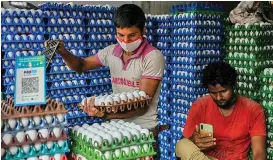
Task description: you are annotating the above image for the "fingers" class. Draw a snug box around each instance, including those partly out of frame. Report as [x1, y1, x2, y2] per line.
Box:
[44, 40, 49, 48]
[199, 132, 213, 138]
[198, 141, 216, 150]
[195, 125, 199, 133]
[196, 137, 216, 143]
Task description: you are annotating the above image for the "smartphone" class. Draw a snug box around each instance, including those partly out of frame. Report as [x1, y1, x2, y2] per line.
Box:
[200, 123, 213, 136]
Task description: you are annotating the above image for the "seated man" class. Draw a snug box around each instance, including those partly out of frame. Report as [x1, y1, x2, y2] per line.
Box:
[175, 62, 266, 160]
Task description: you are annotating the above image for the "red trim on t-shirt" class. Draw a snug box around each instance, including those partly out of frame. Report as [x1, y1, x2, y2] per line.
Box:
[142, 76, 162, 80]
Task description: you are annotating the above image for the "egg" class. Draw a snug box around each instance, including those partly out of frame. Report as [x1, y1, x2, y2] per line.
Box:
[143, 144, 149, 153]
[82, 124, 90, 129]
[56, 114, 65, 123]
[132, 92, 140, 99]
[114, 149, 121, 158]
[126, 92, 135, 101]
[119, 94, 128, 102]
[129, 128, 140, 139]
[22, 145, 30, 153]
[93, 135, 103, 147]
[112, 131, 122, 143]
[121, 147, 130, 156]
[15, 131, 25, 143]
[9, 146, 18, 155]
[104, 96, 114, 105]
[26, 130, 38, 141]
[104, 151, 111, 160]
[139, 91, 147, 98]
[130, 145, 139, 154]
[38, 128, 49, 139]
[27, 157, 38, 160]
[103, 133, 113, 144]
[117, 120, 125, 124]
[58, 140, 65, 147]
[39, 155, 50, 160]
[109, 121, 117, 126]
[134, 125, 142, 131]
[45, 115, 53, 124]
[54, 154, 62, 160]
[53, 127, 61, 138]
[2, 133, 12, 145]
[33, 116, 41, 126]
[99, 96, 106, 105]
[8, 118, 16, 129]
[46, 141, 53, 149]
[112, 96, 121, 104]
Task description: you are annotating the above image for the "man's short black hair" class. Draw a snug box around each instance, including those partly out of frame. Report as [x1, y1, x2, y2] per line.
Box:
[202, 62, 237, 88]
[114, 4, 146, 33]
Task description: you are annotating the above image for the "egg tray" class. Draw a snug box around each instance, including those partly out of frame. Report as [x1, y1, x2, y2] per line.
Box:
[1, 128, 69, 149]
[71, 141, 156, 160]
[1, 97, 67, 120]
[2, 141, 69, 160]
[80, 97, 152, 114]
[2, 120, 67, 135]
[66, 118, 103, 127]
[70, 130, 155, 152]
[226, 25, 273, 31]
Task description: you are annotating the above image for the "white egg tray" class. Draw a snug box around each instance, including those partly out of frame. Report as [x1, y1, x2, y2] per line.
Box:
[1, 97, 66, 120]
[80, 97, 152, 114]
[1, 128, 68, 148]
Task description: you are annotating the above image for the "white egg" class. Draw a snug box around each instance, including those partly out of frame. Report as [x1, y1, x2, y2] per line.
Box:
[53, 127, 62, 138]
[139, 91, 147, 98]
[121, 147, 130, 156]
[54, 154, 62, 160]
[109, 121, 117, 126]
[114, 149, 121, 158]
[46, 141, 53, 149]
[126, 92, 134, 101]
[119, 94, 128, 102]
[34, 143, 42, 151]
[33, 116, 41, 126]
[2, 133, 12, 145]
[132, 92, 140, 99]
[15, 131, 25, 143]
[112, 131, 123, 143]
[58, 140, 65, 147]
[122, 130, 132, 141]
[104, 96, 114, 105]
[130, 145, 139, 154]
[112, 96, 121, 104]
[104, 151, 111, 160]
[140, 129, 150, 137]
[38, 128, 49, 139]
[22, 145, 30, 153]
[117, 120, 125, 124]
[143, 144, 149, 152]
[9, 146, 18, 155]
[99, 96, 106, 105]
[82, 124, 90, 129]
[93, 135, 103, 147]
[25, 130, 38, 141]
[134, 125, 142, 131]
[92, 123, 100, 128]
[27, 157, 38, 160]
[20, 117, 29, 127]
[39, 155, 50, 160]
[103, 133, 113, 144]
[8, 118, 16, 129]
[129, 128, 140, 139]
[56, 114, 65, 123]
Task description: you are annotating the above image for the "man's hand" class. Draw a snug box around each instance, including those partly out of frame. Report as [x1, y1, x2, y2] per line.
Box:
[192, 125, 216, 150]
[82, 97, 105, 118]
[44, 40, 66, 54]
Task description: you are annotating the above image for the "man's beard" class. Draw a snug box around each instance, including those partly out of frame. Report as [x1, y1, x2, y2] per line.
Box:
[215, 94, 237, 109]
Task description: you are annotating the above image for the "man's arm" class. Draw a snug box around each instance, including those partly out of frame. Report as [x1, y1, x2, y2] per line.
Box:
[105, 78, 160, 119]
[251, 136, 266, 160]
[59, 49, 101, 72]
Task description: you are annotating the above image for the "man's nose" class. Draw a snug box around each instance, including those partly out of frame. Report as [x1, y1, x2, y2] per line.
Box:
[216, 93, 223, 100]
[123, 36, 130, 43]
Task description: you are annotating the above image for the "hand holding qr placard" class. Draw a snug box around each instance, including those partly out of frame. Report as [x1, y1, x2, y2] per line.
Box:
[42, 40, 60, 68]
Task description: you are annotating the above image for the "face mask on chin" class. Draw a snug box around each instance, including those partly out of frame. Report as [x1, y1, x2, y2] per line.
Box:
[116, 36, 143, 52]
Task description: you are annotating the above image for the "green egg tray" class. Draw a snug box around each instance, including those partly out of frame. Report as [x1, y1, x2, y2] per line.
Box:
[235, 90, 259, 101]
[260, 86, 273, 95]
[265, 108, 273, 117]
[71, 140, 156, 160]
[226, 30, 273, 38]
[262, 101, 273, 109]
[226, 39, 273, 46]
[225, 54, 272, 62]
[2, 141, 69, 160]
[225, 45, 272, 53]
[70, 130, 155, 152]
[237, 76, 260, 84]
[226, 25, 273, 31]
[260, 92, 273, 101]
[260, 72, 273, 79]
[260, 77, 273, 84]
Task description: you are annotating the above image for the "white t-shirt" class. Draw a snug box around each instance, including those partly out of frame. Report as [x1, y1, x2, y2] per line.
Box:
[95, 40, 165, 129]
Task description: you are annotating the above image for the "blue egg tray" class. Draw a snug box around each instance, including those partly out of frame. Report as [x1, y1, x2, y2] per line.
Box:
[2, 25, 45, 34]
[1, 10, 44, 18]
[172, 13, 222, 21]
[170, 106, 189, 115]
[86, 26, 115, 33]
[1, 19, 45, 26]
[171, 2, 224, 13]
[1, 42, 44, 51]
[46, 27, 86, 34]
[66, 116, 103, 127]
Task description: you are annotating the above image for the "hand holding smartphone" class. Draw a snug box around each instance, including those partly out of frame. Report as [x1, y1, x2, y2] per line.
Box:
[199, 123, 214, 137]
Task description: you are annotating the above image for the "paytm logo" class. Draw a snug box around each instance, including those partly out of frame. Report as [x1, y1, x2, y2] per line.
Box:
[24, 70, 37, 75]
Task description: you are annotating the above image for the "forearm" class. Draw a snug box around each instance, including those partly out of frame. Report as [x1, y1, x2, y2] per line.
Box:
[59, 49, 85, 72]
[253, 152, 266, 160]
[105, 105, 148, 120]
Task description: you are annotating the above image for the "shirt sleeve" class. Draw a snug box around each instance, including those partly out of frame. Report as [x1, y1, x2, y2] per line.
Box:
[141, 50, 165, 80]
[95, 44, 116, 67]
[249, 104, 267, 137]
[183, 101, 202, 138]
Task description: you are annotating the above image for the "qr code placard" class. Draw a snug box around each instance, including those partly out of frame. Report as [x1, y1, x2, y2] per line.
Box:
[21, 77, 39, 94]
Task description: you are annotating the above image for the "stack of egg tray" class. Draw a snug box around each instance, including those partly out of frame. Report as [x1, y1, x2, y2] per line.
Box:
[145, 14, 159, 47]
[156, 14, 173, 127]
[39, 2, 114, 127]
[170, 1, 223, 13]
[69, 121, 156, 160]
[1, 8, 45, 99]
[1, 97, 69, 160]
[225, 23, 273, 102]
[260, 68, 273, 160]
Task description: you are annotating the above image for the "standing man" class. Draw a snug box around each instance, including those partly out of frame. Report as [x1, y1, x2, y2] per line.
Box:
[175, 62, 266, 160]
[46, 4, 165, 133]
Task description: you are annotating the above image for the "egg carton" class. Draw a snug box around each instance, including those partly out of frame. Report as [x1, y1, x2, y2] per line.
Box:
[70, 129, 155, 152]
[2, 140, 69, 160]
[226, 23, 273, 31]
[71, 141, 156, 160]
[2, 42, 44, 51]
[1, 114, 67, 134]
[1, 127, 68, 149]
[1, 8, 44, 17]
[171, 2, 224, 13]
[268, 148, 273, 160]
[66, 117, 103, 127]
[266, 117, 273, 126]
[264, 108, 273, 117]
[1, 97, 66, 120]
[80, 96, 152, 114]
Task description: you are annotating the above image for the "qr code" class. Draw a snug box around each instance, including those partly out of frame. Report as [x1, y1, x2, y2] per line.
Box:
[21, 77, 39, 94]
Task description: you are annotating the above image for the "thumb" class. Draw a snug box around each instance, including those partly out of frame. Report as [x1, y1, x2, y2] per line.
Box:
[195, 125, 200, 133]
